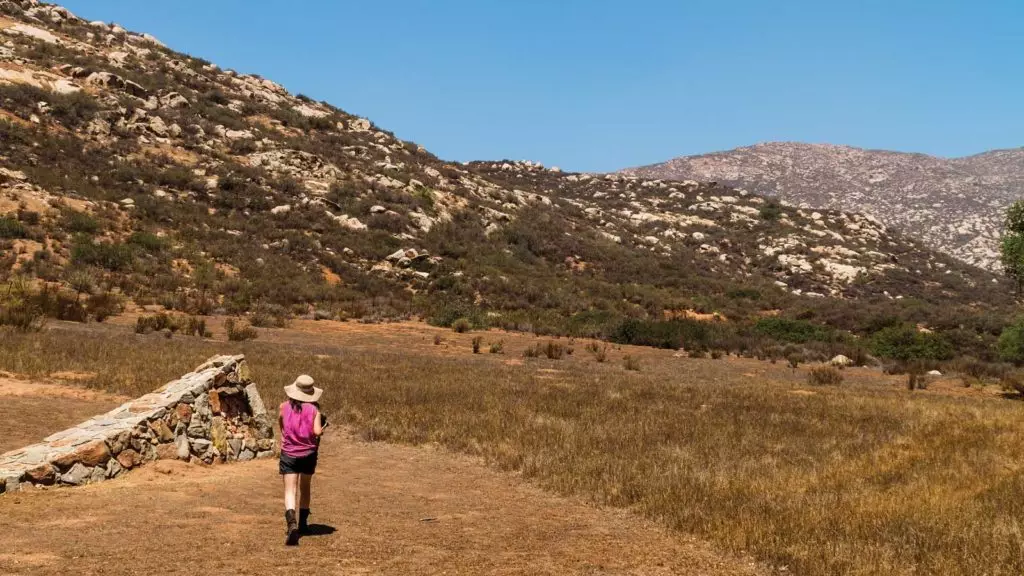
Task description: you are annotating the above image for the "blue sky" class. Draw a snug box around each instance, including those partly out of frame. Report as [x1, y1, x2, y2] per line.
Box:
[60, 1, 1023, 172]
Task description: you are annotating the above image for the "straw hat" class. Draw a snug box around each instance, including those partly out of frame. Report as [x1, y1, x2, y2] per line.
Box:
[284, 374, 322, 403]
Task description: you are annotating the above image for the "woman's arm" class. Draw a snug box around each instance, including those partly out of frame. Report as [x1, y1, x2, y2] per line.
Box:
[313, 409, 324, 437]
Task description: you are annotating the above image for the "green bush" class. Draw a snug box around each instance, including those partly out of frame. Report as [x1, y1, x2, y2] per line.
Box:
[612, 318, 720, 350]
[0, 216, 26, 239]
[451, 317, 472, 333]
[870, 325, 954, 361]
[754, 317, 834, 344]
[71, 238, 135, 271]
[63, 211, 101, 235]
[997, 322, 1024, 365]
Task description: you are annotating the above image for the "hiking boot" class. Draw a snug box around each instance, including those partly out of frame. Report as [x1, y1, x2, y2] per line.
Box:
[285, 509, 299, 546]
[299, 508, 311, 535]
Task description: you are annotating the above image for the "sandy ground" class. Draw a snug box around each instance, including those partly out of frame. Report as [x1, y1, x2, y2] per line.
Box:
[0, 377, 126, 454]
[0, 428, 765, 575]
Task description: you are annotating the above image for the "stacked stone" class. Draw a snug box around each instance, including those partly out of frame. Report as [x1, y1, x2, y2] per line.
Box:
[0, 355, 274, 494]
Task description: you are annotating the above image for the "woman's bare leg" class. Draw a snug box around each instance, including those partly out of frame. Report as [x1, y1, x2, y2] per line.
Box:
[283, 473, 299, 510]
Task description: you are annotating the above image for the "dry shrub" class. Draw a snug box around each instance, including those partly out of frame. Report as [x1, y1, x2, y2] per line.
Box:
[544, 341, 565, 360]
[489, 340, 504, 354]
[471, 336, 483, 354]
[623, 355, 641, 371]
[433, 334, 443, 346]
[808, 365, 843, 386]
[452, 318, 472, 333]
[225, 318, 258, 341]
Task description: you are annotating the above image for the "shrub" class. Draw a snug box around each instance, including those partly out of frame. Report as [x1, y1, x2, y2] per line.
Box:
[0, 280, 45, 331]
[623, 355, 641, 371]
[128, 231, 166, 253]
[522, 345, 541, 359]
[71, 239, 135, 271]
[249, 302, 289, 328]
[433, 334, 443, 346]
[871, 325, 954, 361]
[225, 318, 258, 341]
[84, 292, 122, 322]
[998, 321, 1024, 365]
[136, 313, 175, 335]
[787, 354, 802, 373]
[808, 365, 844, 386]
[489, 341, 504, 354]
[755, 317, 833, 344]
[63, 211, 101, 235]
[543, 341, 565, 360]
[472, 336, 483, 354]
[759, 200, 783, 221]
[184, 316, 212, 338]
[0, 216, 27, 239]
[1000, 372, 1024, 396]
[710, 350, 724, 360]
[452, 318, 472, 334]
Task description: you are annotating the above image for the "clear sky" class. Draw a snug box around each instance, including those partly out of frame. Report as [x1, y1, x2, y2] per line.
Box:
[59, 0, 1023, 173]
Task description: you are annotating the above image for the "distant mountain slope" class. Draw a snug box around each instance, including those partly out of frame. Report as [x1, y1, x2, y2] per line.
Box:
[0, 1, 1013, 352]
[620, 142, 1024, 270]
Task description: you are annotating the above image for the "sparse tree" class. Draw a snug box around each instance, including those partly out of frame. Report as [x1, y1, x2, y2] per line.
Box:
[66, 269, 95, 303]
[1001, 200, 1024, 297]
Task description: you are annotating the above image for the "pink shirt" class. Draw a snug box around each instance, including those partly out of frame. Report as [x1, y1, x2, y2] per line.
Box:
[280, 402, 318, 457]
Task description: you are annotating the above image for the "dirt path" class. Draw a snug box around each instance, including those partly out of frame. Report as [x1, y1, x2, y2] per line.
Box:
[0, 377, 127, 454]
[0, 432, 764, 575]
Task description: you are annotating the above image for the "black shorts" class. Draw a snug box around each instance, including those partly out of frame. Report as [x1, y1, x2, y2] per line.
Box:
[279, 452, 318, 475]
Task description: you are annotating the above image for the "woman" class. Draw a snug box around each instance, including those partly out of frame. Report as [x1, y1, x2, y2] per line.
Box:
[279, 374, 325, 546]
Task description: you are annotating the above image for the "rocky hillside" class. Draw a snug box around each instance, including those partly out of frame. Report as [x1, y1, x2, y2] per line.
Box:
[0, 1, 1013, 347]
[621, 142, 1024, 271]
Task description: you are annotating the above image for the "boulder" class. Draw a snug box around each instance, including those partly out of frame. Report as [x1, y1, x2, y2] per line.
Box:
[159, 92, 190, 109]
[52, 440, 111, 470]
[928, 370, 943, 376]
[25, 464, 57, 485]
[116, 449, 141, 470]
[830, 355, 853, 367]
[60, 463, 92, 486]
[148, 419, 175, 443]
[175, 435, 191, 460]
[155, 443, 179, 461]
[105, 458, 123, 479]
[270, 204, 291, 215]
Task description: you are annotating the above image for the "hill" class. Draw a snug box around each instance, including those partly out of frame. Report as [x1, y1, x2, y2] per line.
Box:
[620, 142, 1024, 271]
[0, 1, 1015, 358]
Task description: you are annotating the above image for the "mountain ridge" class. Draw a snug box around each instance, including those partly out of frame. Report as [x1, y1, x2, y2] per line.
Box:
[620, 141, 1024, 270]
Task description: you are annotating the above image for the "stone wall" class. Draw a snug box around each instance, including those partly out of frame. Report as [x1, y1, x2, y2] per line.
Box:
[0, 355, 274, 494]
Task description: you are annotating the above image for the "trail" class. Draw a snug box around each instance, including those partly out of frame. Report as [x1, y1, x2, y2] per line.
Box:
[0, 431, 765, 575]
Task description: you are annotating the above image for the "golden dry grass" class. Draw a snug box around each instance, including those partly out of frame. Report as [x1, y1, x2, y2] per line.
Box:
[2, 321, 1024, 575]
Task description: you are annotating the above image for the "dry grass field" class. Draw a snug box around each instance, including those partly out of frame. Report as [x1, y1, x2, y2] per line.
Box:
[2, 319, 1023, 575]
